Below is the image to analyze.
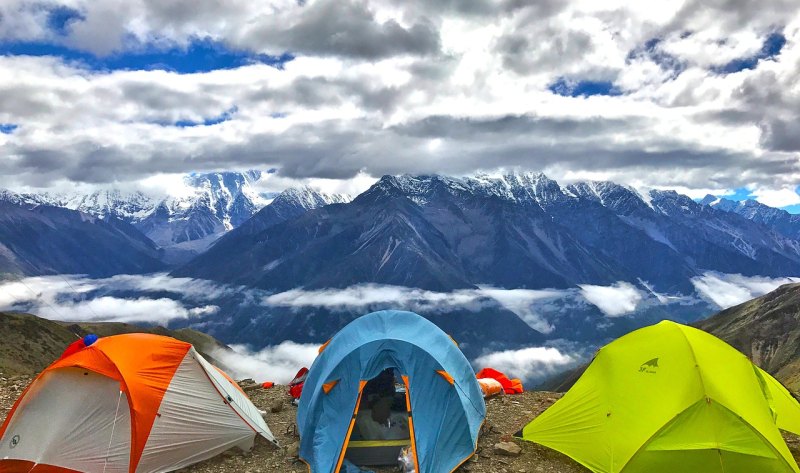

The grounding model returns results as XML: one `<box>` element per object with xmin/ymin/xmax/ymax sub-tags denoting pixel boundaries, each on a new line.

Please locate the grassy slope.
<box><xmin>0</xmin><ymin>311</ymin><xmax>229</xmax><ymax>375</ymax></box>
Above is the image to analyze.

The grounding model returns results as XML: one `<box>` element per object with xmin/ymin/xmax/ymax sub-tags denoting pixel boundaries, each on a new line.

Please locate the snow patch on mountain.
<box><xmin>0</xmin><ymin>171</ymin><xmax>325</xmax><ymax>261</ymax></box>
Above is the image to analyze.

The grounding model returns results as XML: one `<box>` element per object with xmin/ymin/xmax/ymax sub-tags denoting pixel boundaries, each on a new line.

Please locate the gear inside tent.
<box><xmin>0</xmin><ymin>333</ymin><xmax>277</xmax><ymax>473</ymax></box>
<box><xmin>297</xmin><ymin>310</ymin><xmax>486</xmax><ymax>473</ymax></box>
<box><xmin>518</xmin><ymin>320</ymin><xmax>800</xmax><ymax>473</ymax></box>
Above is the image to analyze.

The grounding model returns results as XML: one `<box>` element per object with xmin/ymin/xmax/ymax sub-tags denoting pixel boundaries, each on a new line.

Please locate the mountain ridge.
<box><xmin>174</xmin><ymin>172</ymin><xmax>800</xmax><ymax>293</ymax></box>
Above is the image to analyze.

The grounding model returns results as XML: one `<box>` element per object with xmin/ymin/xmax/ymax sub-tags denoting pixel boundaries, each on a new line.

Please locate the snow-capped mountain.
<box><xmin>702</xmin><ymin>195</ymin><xmax>800</xmax><ymax>241</ymax></box>
<box><xmin>175</xmin><ymin>186</ymin><xmax>352</xmax><ymax>280</ymax></box>
<box><xmin>61</xmin><ymin>190</ymin><xmax>156</xmax><ymax>222</ymax></box>
<box><xmin>0</xmin><ymin>171</ymin><xmax>284</xmax><ymax>263</ymax></box>
<box><xmin>134</xmin><ymin>171</ymin><xmax>276</xmax><ymax>261</ymax></box>
<box><xmin>174</xmin><ymin>172</ymin><xmax>800</xmax><ymax>294</ymax></box>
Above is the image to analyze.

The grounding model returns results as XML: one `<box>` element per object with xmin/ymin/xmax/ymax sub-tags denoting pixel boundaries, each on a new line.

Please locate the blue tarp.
<box><xmin>297</xmin><ymin>310</ymin><xmax>486</xmax><ymax>473</ymax></box>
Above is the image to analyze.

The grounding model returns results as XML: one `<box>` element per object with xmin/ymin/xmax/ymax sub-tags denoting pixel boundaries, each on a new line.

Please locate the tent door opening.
<box><xmin>342</xmin><ymin>368</ymin><xmax>417</xmax><ymax>468</ymax></box>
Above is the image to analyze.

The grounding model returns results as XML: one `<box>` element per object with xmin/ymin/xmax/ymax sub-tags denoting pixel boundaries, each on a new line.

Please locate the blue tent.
<box><xmin>297</xmin><ymin>310</ymin><xmax>486</xmax><ymax>473</ymax></box>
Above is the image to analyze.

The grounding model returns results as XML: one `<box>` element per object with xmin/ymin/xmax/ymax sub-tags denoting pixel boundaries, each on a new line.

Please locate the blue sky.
<box><xmin>0</xmin><ymin>39</ymin><xmax>293</xmax><ymax>74</ymax></box>
<box><xmin>0</xmin><ymin>0</ymin><xmax>797</xmax><ymax>212</ymax></box>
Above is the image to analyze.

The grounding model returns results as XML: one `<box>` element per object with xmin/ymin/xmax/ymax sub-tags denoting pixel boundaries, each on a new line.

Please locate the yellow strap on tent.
<box><xmin>323</xmin><ymin>379</ymin><xmax>339</xmax><ymax>394</ymax></box>
<box><xmin>347</xmin><ymin>440</ymin><xmax>410</xmax><ymax>447</ymax></box>
<box><xmin>334</xmin><ymin>380</ymin><xmax>367</xmax><ymax>473</ymax></box>
<box><xmin>436</xmin><ymin>370</ymin><xmax>455</xmax><ymax>385</ymax></box>
<box><xmin>402</xmin><ymin>375</ymin><xmax>421</xmax><ymax>473</ymax></box>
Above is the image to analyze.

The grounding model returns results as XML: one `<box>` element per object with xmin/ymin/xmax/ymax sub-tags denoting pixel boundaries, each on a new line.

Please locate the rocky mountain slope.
<box><xmin>696</xmin><ymin>282</ymin><xmax>800</xmax><ymax>391</ymax></box>
<box><xmin>0</xmin><ymin>311</ymin><xmax>228</xmax><ymax>375</ymax></box>
<box><xmin>0</xmin><ymin>201</ymin><xmax>165</xmax><ymax>278</ymax></box>
<box><xmin>174</xmin><ymin>172</ymin><xmax>800</xmax><ymax>293</ymax></box>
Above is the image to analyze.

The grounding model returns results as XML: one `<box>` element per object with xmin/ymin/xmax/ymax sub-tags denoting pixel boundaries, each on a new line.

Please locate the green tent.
<box><xmin>518</xmin><ymin>320</ymin><xmax>800</xmax><ymax>473</ymax></box>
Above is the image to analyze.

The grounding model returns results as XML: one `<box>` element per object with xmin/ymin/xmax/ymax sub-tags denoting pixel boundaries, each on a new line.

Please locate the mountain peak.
<box><xmin>274</xmin><ymin>186</ymin><xmax>351</xmax><ymax>209</ymax></box>
<box><xmin>699</xmin><ymin>194</ymin><xmax>719</xmax><ymax>206</ymax></box>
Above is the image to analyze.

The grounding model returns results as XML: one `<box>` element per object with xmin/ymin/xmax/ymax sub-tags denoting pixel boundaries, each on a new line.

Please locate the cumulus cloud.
<box><xmin>0</xmin><ymin>1</ymin><xmax>798</xmax><ymax>199</ymax></box>
<box><xmin>752</xmin><ymin>186</ymin><xmax>800</xmax><ymax>208</ymax></box>
<box><xmin>578</xmin><ymin>282</ymin><xmax>645</xmax><ymax>317</ymax></box>
<box><xmin>691</xmin><ymin>272</ymin><xmax>800</xmax><ymax>309</ymax></box>
<box><xmin>473</xmin><ymin>346</ymin><xmax>575</xmax><ymax>384</ymax></box>
<box><xmin>212</xmin><ymin>342</ymin><xmax>320</xmax><ymax>384</ymax></box>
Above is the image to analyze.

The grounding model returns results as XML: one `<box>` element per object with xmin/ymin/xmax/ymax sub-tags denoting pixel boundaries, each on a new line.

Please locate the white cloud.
<box><xmin>0</xmin><ymin>1</ymin><xmax>799</xmax><ymax>197</ymax></box>
<box><xmin>691</xmin><ymin>271</ymin><xmax>800</xmax><ymax>309</ymax></box>
<box><xmin>213</xmin><ymin>342</ymin><xmax>320</xmax><ymax>384</ymax></box>
<box><xmin>578</xmin><ymin>282</ymin><xmax>644</xmax><ymax>317</ymax></box>
<box><xmin>475</xmin><ymin>287</ymin><xmax>564</xmax><ymax>333</ymax></box>
<box><xmin>0</xmin><ymin>273</ymin><xmax>234</xmax><ymax>324</ymax></box>
<box><xmin>473</xmin><ymin>346</ymin><xmax>575</xmax><ymax>383</ymax></box>
<box><xmin>35</xmin><ymin>297</ymin><xmax>217</xmax><ymax>325</ymax></box>
<box><xmin>263</xmin><ymin>284</ymin><xmax>567</xmax><ymax>332</ymax></box>
<box><xmin>752</xmin><ymin>187</ymin><xmax>800</xmax><ymax>208</ymax></box>
<box><xmin>263</xmin><ymin>284</ymin><xmax>486</xmax><ymax>311</ymax></box>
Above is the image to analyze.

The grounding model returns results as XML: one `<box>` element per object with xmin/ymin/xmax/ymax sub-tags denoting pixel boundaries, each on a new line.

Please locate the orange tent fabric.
<box><xmin>475</xmin><ymin>368</ymin><xmax>524</xmax><ymax>394</ymax></box>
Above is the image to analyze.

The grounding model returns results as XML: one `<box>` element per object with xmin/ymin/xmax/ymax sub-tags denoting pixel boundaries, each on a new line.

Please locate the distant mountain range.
<box><xmin>3</xmin><ymin>170</ymin><xmax>800</xmax><ymax>298</ymax></box>
<box><xmin>0</xmin><ymin>173</ymin><xmax>351</xmax><ymax>273</ymax></box>
<box><xmin>174</xmin><ymin>173</ymin><xmax>800</xmax><ymax>294</ymax></box>
<box><xmin>4</xmin><ymin>172</ymin><xmax>800</xmax><ymax>365</ymax></box>
<box><xmin>702</xmin><ymin>195</ymin><xmax>800</xmax><ymax>241</ymax></box>
<box><xmin>0</xmin><ymin>200</ymin><xmax>165</xmax><ymax>277</ymax></box>
<box><xmin>2</xmin><ymin>171</ymin><xmax>276</xmax><ymax>262</ymax></box>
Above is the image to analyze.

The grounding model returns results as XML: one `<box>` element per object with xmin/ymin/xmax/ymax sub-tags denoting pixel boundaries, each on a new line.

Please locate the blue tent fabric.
<box><xmin>297</xmin><ymin>310</ymin><xmax>486</xmax><ymax>473</ymax></box>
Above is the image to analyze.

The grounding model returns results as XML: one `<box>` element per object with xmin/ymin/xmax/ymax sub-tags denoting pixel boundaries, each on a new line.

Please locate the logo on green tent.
<box><xmin>639</xmin><ymin>358</ymin><xmax>659</xmax><ymax>374</ymax></box>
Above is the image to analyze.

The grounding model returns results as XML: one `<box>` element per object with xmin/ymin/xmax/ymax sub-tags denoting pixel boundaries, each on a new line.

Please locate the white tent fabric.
<box><xmin>195</xmin><ymin>349</ymin><xmax>276</xmax><ymax>443</ymax></box>
<box><xmin>136</xmin><ymin>349</ymin><xmax>266</xmax><ymax>472</ymax></box>
<box><xmin>0</xmin><ymin>367</ymin><xmax>132</xmax><ymax>472</ymax></box>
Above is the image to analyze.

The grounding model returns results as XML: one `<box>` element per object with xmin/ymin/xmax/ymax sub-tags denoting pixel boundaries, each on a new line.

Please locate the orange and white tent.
<box><xmin>0</xmin><ymin>333</ymin><xmax>276</xmax><ymax>473</ymax></box>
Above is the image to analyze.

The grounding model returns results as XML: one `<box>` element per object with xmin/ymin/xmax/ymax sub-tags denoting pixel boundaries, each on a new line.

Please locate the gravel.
<box><xmin>2</xmin><ymin>374</ymin><xmax>799</xmax><ymax>473</ymax></box>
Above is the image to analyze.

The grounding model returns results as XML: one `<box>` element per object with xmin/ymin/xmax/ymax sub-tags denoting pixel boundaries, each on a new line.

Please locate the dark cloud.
<box><xmin>497</xmin><ymin>25</ymin><xmax>596</xmax><ymax>76</ymax></box>
<box><xmin>238</xmin><ymin>0</ymin><xmax>441</xmax><ymax>60</ymax></box>
<box><xmin>393</xmin><ymin>114</ymin><xmax>633</xmax><ymax>139</ymax></box>
<box><xmin>666</xmin><ymin>0</ymin><xmax>796</xmax><ymax>34</ymax></box>
<box><xmin>761</xmin><ymin>119</ymin><xmax>800</xmax><ymax>152</ymax></box>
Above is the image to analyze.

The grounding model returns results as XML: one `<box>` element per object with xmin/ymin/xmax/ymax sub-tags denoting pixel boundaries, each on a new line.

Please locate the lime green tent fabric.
<box><xmin>519</xmin><ymin>320</ymin><xmax>800</xmax><ymax>473</ymax></box>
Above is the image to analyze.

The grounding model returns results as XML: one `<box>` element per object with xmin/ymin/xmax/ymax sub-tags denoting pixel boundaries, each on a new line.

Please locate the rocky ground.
<box><xmin>2</xmin><ymin>374</ymin><xmax>800</xmax><ymax>473</ymax></box>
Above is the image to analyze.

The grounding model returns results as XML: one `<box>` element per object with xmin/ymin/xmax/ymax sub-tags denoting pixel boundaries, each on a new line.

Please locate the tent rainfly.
<box><xmin>0</xmin><ymin>333</ymin><xmax>276</xmax><ymax>473</ymax></box>
<box><xmin>519</xmin><ymin>320</ymin><xmax>800</xmax><ymax>473</ymax></box>
<box><xmin>297</xmin><ymin>310</ymin><xmax>486</xmax><ymax>473</ymax></box>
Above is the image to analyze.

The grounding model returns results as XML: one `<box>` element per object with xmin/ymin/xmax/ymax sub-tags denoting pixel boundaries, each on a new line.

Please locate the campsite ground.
<box><xmin>2</xmin><ymin>373</ymin><xmax>800</xmax><ymax>473</ymax></box>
